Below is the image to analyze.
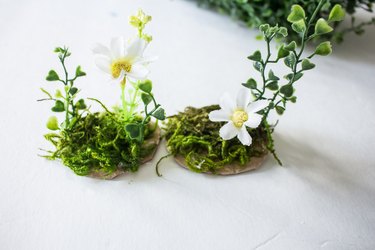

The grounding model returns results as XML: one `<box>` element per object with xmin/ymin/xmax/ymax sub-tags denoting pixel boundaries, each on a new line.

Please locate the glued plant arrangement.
<box><xmin>161</xmin><ymin>0</ymin><xmax>344</xmax><ymax>175</ymax></box>
<box><xmin>194</xmin><ymin>0</ymin><xmax>374</xmax><ymax>43</ymax></box>
<box><xmin>39</xmin><ymin>10</ymin><xmax>165</xmax><ymax>179</ymax></box>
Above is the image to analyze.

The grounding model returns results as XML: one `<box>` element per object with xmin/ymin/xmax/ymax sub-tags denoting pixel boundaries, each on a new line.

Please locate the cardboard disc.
<box><xmin>174</xmin><ymin>153</ymin><xmax>267</xmax><ymax>175</ymax></box>
<box><xmin>88</xmin><ymin>126</ymin><xmax>161</xmax><ymax>180</ymax></box>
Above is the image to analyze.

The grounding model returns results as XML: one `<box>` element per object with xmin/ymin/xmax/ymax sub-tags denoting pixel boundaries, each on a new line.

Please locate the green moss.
<box><xmin>164</xmin><ymin>105</ymin><xmax>272</xmax><ymax>174</ymax></box>
<box><xmin>43</xmin><ymin>110</ymin><xmax>157</xmax><ymax>176</ymax></box>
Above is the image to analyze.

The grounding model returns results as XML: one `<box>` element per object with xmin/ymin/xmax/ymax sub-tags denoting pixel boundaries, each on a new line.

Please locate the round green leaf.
<box><xmin>46</xmin><ymin>70</ymin><xmax>60</xmax><ymax>81</ymax></box>
<box><xmin>75</xmin><ymin>66</ymin><xmax>86</xmax><ymax>77</ymax></box>
<box><xmin>242</xmin><ymin>78</ymin><xmax>257</xmax><ymax>89</ymax></box>
<box><xmin>278</xmin><ymin>27</ymin><xmax>288</xmax><ymax>37</ymax></box>
<box><xmin>125</xmin><ymin>123</ymin><xmax>143</xmax><ymax>141</ymax></box>
<box><xmin>280</xmin><ymin>85</ymin><xmax>294</xmax><ymax>97</ymax></box>
<box><xmin>51</xmin><ymin>100</ymin><xmax>65</xmax><ymax>112</ymax></box>
<box><xmin>284</xmin><ymin>41</ymin><xmax>297</xmax><ymax>51</ymax></box>
<box><xmin>69</xmin><ymin>87</ymin><xmax>78</xmax><ymax>96</ymax></box>
<box><xmin>291</xmin><ymin>19</ymin><xmax>306</xmax><ymax>33</ymax></box>
<box><xmin>139</xmin><ymin>80</ymin><xmax>153</xmax><ymax>93</ymax></box>
<box><xmin>266</xmin><ymin>81</ymin><xmax>279</xmax><ymax>91</ymax></box>
<box><xmin>46</xmin><ymin>116</ymin><xmax>59</xmax><ymax>130</ymax></box>
<box><xmin>314</xmin><ymin>18</ymin><xmax>333</xmax><ymax>35</ymax></box>
<box><xmin>259</xmin><ymin>24</ymin><xmax>270</xmax><ymax>32</ymax></box>
<box><xmin>301</xmin><ymin>59</ymin><xmax>316</xmax><ymax>70</ymax></box>
<box><xmin>141</xmin><ymin>93</ymin><xmax>152</xmax><ymax>105</ymax></box>
<box><xmin>287</xmin><ymin>5</ymin><xmax>305</xmax><ymax>23</ymax></box>
<box><xmin>284</xmin><ymin>53</ymin><xmax>296</xmax><ymax>69</ymax></box>
<box><xmin>268</xmin><ymin>70</ymin><xmax>280</xmax><ymax>81</ymax></box>
<box><xmin>247</xmin><ymin>50</ymin><xmax>262</xmax><ymax>61</ymax></box>
<box><xmin>275</xmin><ymin>106</ymin><xmax>285</xmax><ymax>115</ymax></box>
<box><xmin>328</xmin><ymin>4</ymin><xmax>345</xmax><ymax>22</ymax></box>
<box><xmin>152</xmin><ymin>108</ymin><xmax>166</xmax><ymax>120</ymax></box>
<box><xmin>315</xmin><ymin>41</ymin><xmax>332</xmax><ymax>56</ymax></box>
<box><xmin>277</xmin><ymin>45</ymin><xmax>290</xmax><ymax>59</ymax></box>
<box><xmin>75</xmin><ymin>99</ymin><xmax>87</xmax><ymax>110</ymax></box>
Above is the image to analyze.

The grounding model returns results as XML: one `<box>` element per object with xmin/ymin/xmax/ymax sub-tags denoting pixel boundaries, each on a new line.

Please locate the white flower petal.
<box><xmin>126</xmin><ymin>38</ymin><xmax>146</xmax><ymax>60</ymax></box>
<box><xmin>92</xmin><ymin>43</ymin><xmax>111</xmax><ymax>58</ymax></box>
<box><xmin>236</xmin><ymin>88</ymin><xmax>251</xmax><ymax>110</ymax></box>
<box><xmin>94</xmin><ymin>56</ymin><xmax>111</xmax><ymax>74</ymax></box>
<box><xmin>219</xmin><ymin>93</ymin><xmax>236</xmax><ymax>113</ymax></box>
<box><xmin>237</xmin><ymin>126</ymin><xmax>252</xmax><ymax>146</ymax></box>
<box><xmin>135</xmin><ymin>55</ymin><xmax>158</xmax><ymax>65</ymax></box>
<box><xmin>126</xmin><ymin>64</ymin><xmax>149</xmax><ymax>80</ymax></box>
<box><xmin>244</xmin><ymin>113</ymin><xmax>262</xmax><ymax>128</ymax></box>
<box><xmin>247</xmin><ymin>99</ymin><xmax>269</xmax><ymax>113</ymax></box>
<box><xmin>219</xmin><ymin>122</ymin><xmax>239</xmax><ymax>140</ymax></box>
<box><xmin>208</xmin><ymin>110</ymin><xmax>231</xmax><ymax>122</ymax></box>
<box><xmin>110</xmin><ymin>37</ymin><xmax>124</xmax><ymax>59</ymax></box>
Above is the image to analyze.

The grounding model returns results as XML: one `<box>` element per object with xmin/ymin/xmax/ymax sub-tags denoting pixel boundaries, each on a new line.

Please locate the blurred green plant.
<box><xmin>193</xmin><ymin>0</ymin><xmax>375</xmax><ymax>43</ymax></box>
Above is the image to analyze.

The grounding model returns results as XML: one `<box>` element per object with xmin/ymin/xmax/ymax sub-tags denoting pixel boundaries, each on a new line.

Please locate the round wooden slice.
<box><xmin>174</xmin><ymin>153</ymin><xmax>267</xmax><ymax>175</ymax></box>
<box><xmin>88</xmin><ymin>126</ymin><xmax>161</xmax><ymax>180</ymax></box>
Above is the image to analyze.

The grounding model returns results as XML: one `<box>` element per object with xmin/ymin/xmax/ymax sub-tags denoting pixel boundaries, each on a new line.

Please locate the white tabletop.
<box><xmin>1</xmin><ymin>0</ymin><xmax>375</xmax><ymax>249</ymax></box>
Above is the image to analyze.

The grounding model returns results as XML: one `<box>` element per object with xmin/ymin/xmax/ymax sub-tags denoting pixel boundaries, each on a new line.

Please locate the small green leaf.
<box><xmin>291</xmin><ymin>19</ymin><xmax>306</xmax><ymax>33</ymax></box>
<box><xmin>284</xmin><ymin>53</ymin><xmax>296</xmax><ymax>69</ymax></box>
<box><xmin>141</xmin><ymin>93</ymin><xmax>152</xmax><ymax>105</ymax></box>
<box><xmin>289</xmin><ymin>96</ymin><xmax>297</xmax><ymax>103</ymax></box>
<box><xmin>259</xmin><ymin>24</ymin><xmax>270</xmax><ymax>32</ymax></box>
<box><xmin>315</xmin><ymin>41</ymin><xmax>332</xmax><ymax>56</ymax></box>
<box><xmin>328</xmin><ymin>4</ymin><xmax>345</xmax><ymax>22</ymax></box>
<box><xmin>125</xmin><ymin>123</ymin><xmax>143</xmax><ymax>141</ymax></box>
<box><xmin>280</xmin><ymin>85</ymin><xmax>294</xmax><ymax>97</ymax></box>
<box><xmin>69</xmin><ymin>87</ymin><xmax>78</xmax><ymax>96</ymax></box>
<box><xmin>275</xmin><ymin>106</ymin><xmax>285</xmax><ymax>115</ymax></box>
<box><xmin>284</xmin><ymin>73</ymin><xmax>303</xmax><ymax>82</ymax></box>
<box><xmin>247</xmin><ymin>50</ymin><xmax>262</xmax><ymax>61</ymax></box>
<box><xmin>54</xmin><ymin>47</ymin><xmax>64</xmax><ymax>53</ymax></box>
<box><xmin>287</xmin><ymin>5</ymin><xmax>305</xmax><ymax>23</ymax></box>
<box><xmin>278</xmin><ymin>27</ymin><xmax>288</xmax><ymax>37</ymax></box>
<box><xmin>75</xmin><ymin>66</ymin><xmax>86</xmax><ymax>77</ymax></box>
<box><xmin>46</xmin><ymin>116</ymin><xmax>59</xmax><ymax>130</ymax></box>
<box><xmin>55</xmin><ymin>89</ymin><xmax>64</xmax><ymax>98</ymax></box>
<box><xmin>139</xmin><ymin>80</ymin><xmax>152</xmax><ymax>93</ymax></box>
<box><xmin>301</xmin><ymin>59</ymin><xmax>316</xmax><ymax>70</ymax></box>
<box><xmin>75</xmin><ymin>99</ymin><xmax>87</xmax><ymax>110</ymax></box>
<box><xmin>268</xmin><ymin>70</ymin><xmax>279</xmax><ymax>81</ymax></box>
<box><xmin>152</xmin><ymin>108</ymin><xmax>166</xmax><ymax>120</ymax></box>
<box><xmin>266</xmin><ymin>81</ymin><xmax>279</xmax><ymax>91</ymax></box>
<box><xmin>284</xmin><ymin>41</ymin><xmax>297</xmax><ymax>51</ymax></box>
<box><xmin>242</xmin><ymin>78</ymin><xmax>257</xmax><ymax>89</ymax></box>
<box><xmin>253</xmin><ymin>62</ymin><xmax>263</xmax><ymax>72</ymax></box>
<box><xmin>314</xmin><ymin>18</ymin><xmax>333</xmax><ymax>35</ymax></box>
<box><xmin>46</xmin><ymin>70</ymin><xmax>60</xmax><ymax>81</ymax></box>
<box><xmin>277</xmin><ymin>45</ymin><xmax>290</xmax><ymax>59</ymax></box>
<box><xmin>51</xmin><ymin>100</ymin><xmax>65</xmax><ymax>112</ymax></box>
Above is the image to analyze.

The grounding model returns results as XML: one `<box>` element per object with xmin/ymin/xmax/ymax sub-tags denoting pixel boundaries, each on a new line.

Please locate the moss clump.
<box><xmin>44</xmin><ymin>110</ymin><xmax>158</xmax><ymax>177</ymax></box>
<box><xmin>164</xmin><ymin>105</ymin><xmax>271</xmax><ymax>174</ymax></box>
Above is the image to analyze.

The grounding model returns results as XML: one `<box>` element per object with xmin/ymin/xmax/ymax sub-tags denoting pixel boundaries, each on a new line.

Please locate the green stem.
<box><xmin>120</xmin><ymin>78</ymin><xmax>127</xmax><ymax>118</ymax></box>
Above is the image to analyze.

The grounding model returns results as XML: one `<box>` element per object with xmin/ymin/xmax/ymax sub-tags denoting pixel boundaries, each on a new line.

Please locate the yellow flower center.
<box><xmin>111</xmin><ymin>59</ymin><xmax>132</xmax><ymax>78</ymax></box>
<box><xmin>231</xmin><ymin>110</ymin><xmax>248</xmax><ymax>128</ymax></box>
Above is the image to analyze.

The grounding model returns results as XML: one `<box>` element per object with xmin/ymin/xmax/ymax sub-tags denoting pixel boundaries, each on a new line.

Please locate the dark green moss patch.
<box><xmin>43</xmin><ymin>110</ymin><xmax>159</xmax><ymax>177</ymax></box>
<box><xmin>164</xmin><ymin>105</ymin><xmax>272</xmax><ymax>174</ymax></box>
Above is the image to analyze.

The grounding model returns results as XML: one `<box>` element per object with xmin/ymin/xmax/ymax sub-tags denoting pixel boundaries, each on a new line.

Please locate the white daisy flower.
<box><xmin>208</xmin><ymin>88</ymin><xmax>269</xmax><ymax>146</ymax></box>
<box><xmin>92</xmin><ymin>37</ymin><xmax>156</xmax><ymax>81</ymax></box>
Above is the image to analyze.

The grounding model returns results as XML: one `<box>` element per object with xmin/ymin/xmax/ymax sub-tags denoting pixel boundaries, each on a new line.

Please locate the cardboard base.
<box><xmin>174</xmin><ymin>153</ymin><xmax>267</xmax><ymax>175</ymax></box>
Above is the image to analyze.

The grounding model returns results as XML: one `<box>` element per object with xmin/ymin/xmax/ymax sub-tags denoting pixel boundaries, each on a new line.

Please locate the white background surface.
<box><xmin>1</xmin><ymin>0</ymin><xmax>375</xmax><ymax>249</ymax></box>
